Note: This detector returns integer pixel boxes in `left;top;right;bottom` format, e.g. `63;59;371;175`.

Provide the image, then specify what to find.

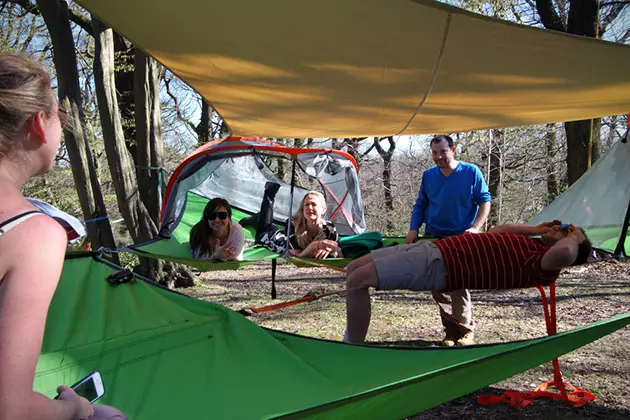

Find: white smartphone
58;371;105;404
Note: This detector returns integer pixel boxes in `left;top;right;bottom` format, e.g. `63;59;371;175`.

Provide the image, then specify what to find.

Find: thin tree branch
68;8;93;36
163;75;197;133
6;0;93;36
600;1;630;7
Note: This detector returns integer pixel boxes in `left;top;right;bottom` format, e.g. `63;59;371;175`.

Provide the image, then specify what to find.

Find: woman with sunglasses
189;198;245;261
0;54;127;419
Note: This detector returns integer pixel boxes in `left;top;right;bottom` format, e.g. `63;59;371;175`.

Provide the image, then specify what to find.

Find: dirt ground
184;258;630;419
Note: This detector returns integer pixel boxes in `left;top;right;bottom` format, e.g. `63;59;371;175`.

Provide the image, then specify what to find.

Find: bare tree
544;123;560;202
134;50;165;225
34;0;117;253
534;0;626;183
485;129;504;226
373;137;396;232
91;17;156;245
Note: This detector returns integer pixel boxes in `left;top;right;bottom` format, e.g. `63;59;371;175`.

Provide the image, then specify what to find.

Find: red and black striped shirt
435;233;561;292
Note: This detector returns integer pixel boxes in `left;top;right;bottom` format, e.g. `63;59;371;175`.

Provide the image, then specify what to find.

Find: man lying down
343;221;592;344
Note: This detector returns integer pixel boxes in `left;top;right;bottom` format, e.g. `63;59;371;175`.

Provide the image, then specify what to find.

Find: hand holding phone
71;371;105;404
56;386;94;419
55;371;105;404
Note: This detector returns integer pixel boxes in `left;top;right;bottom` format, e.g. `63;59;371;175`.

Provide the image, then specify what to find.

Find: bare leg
345;257;379;344
345;253;374;276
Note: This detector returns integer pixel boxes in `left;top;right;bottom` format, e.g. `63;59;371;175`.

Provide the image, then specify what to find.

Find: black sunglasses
208;211;229;220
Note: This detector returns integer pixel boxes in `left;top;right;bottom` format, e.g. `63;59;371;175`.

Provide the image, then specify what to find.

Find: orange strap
477;282;596;409
239;288;346;315
477;381;595;408
239;257;347;315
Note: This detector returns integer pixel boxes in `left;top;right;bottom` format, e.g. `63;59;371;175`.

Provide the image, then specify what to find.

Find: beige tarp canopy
77;0;630;138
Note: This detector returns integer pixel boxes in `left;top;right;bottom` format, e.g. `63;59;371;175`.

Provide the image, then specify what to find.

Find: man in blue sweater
406;135;491;346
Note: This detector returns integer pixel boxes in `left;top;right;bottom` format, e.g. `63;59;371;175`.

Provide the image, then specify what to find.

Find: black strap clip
107;269;134;286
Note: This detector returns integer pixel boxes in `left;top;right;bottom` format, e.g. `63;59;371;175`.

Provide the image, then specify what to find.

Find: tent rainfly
530;135;630;257
76;0;630;138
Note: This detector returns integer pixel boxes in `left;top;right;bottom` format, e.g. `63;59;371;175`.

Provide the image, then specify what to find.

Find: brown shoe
440;330;458;347
456;331;475;346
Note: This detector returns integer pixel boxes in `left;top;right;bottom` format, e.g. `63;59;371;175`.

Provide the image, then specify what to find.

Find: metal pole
284;157;298;257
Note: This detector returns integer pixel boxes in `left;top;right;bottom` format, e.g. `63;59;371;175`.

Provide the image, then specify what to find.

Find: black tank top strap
0;210;44;235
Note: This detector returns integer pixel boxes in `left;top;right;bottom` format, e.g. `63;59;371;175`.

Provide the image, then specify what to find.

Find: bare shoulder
0;214;67;275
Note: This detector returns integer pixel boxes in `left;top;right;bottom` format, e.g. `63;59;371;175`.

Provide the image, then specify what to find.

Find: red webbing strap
239;258;347;315
477;283;595;408
239;289;346;315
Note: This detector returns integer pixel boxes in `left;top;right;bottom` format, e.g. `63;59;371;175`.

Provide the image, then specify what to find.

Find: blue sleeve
409;174;428;231
472;166;491;204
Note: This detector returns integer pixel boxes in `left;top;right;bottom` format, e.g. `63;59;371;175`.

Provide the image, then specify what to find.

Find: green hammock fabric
133;193;277;270
132;192;405;271
35;254;630;419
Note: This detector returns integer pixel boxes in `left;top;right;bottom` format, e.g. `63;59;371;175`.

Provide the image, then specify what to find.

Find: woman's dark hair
430;134;455;148
189;198;232;257
572;229;593;266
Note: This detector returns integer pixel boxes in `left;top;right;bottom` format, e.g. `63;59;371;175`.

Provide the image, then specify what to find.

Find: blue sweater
410;162;491;237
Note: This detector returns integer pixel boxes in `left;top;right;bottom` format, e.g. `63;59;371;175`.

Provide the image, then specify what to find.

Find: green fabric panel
338;232;383;258
135;192;278;270
587;226;629;255
143;192;258;258
35;255;630;419
130;247;278;271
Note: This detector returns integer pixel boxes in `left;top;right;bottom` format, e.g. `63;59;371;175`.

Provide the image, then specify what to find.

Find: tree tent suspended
130;137;370;273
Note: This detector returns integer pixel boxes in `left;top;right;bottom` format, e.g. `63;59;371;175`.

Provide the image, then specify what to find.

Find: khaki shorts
371;241;446;292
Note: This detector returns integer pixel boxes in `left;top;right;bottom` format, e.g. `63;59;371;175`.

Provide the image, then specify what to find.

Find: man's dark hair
431;134;455;148
572;229;593;266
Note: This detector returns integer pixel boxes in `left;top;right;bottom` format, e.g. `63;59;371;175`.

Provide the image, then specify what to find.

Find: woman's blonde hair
0;53;56;160
293;191;327;250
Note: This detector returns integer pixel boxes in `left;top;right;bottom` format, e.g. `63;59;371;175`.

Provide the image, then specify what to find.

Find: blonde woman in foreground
0;53;126;420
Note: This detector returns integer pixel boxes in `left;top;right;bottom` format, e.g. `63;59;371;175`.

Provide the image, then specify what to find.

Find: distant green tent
35;254;630;419
530;138;630;257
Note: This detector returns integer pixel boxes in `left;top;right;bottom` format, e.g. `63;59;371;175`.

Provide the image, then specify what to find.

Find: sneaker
456;331;475;346
440;331;458;347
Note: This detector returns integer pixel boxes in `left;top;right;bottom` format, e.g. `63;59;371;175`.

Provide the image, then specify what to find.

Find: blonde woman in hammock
253;183;342;259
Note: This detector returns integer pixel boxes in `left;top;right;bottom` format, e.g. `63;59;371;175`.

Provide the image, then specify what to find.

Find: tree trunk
591;118;601;164
567;0;598;36
487;129;503;226
113;33;137;162
132;51;194;286
565;119;599;185
275;139;286;180
544;123;559;203
134;50;165;226
36;0;117;254
343;138;366;167
374;137;395;232
197;98;212;144
92;17;157;244
536;0;601;185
